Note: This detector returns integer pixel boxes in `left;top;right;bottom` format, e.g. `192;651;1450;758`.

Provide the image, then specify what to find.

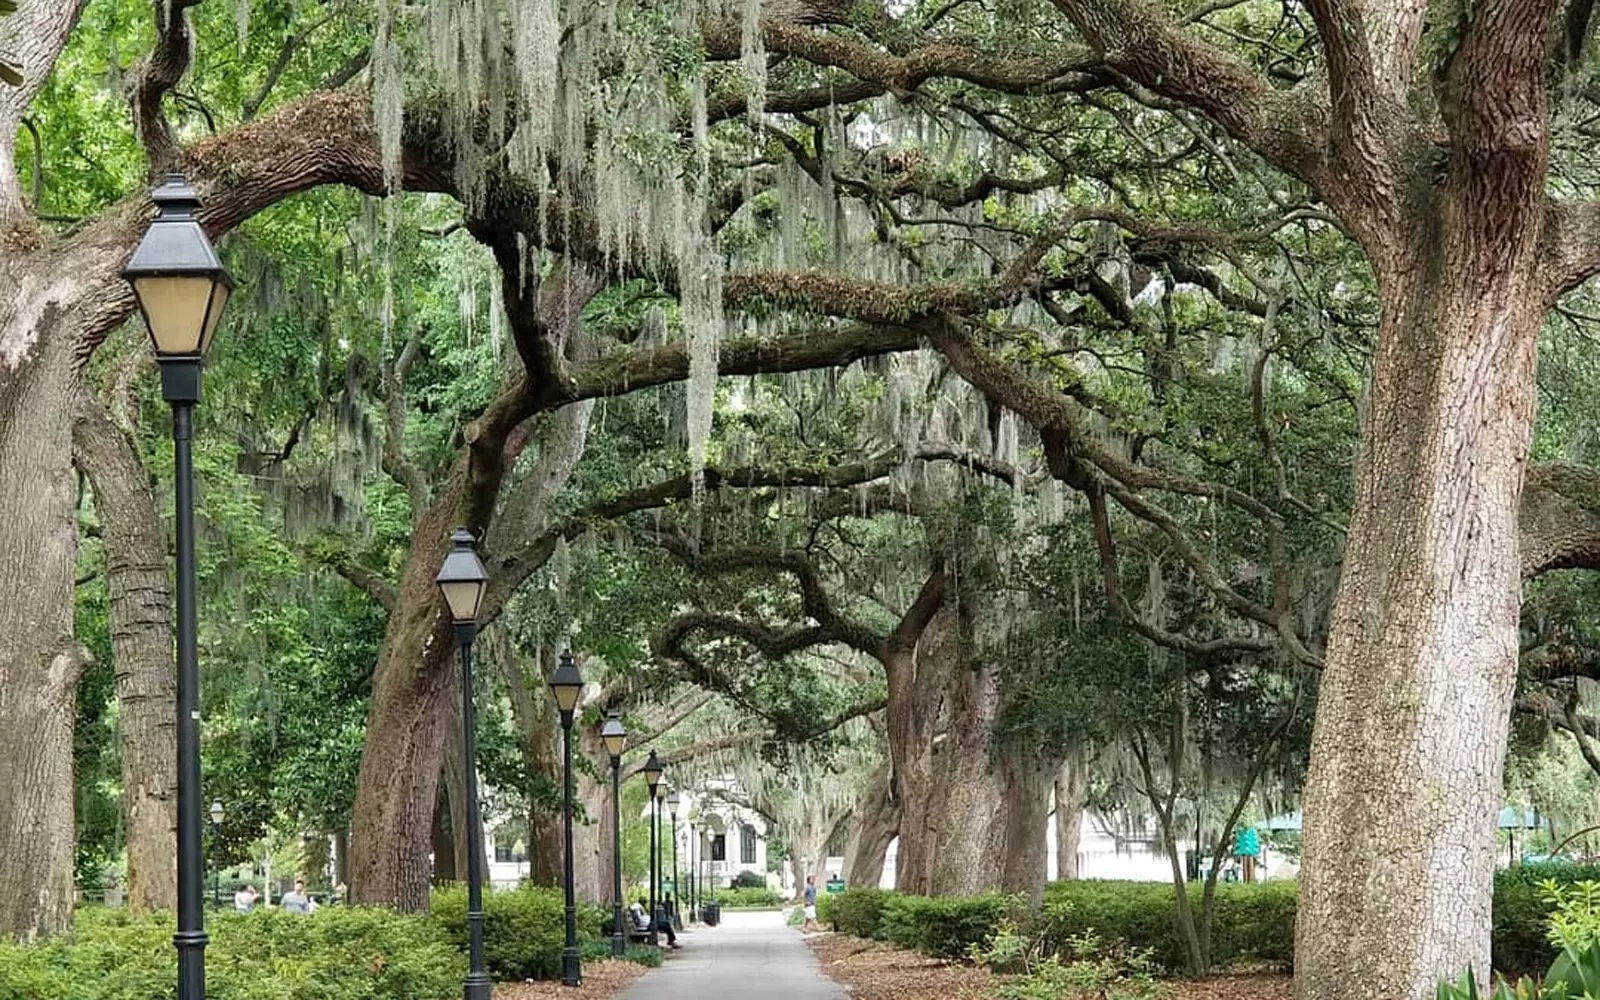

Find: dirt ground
806;934;1294;1000
492;959;650;999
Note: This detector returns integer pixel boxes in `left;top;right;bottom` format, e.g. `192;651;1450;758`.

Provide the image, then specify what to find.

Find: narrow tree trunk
72;393;178;915
1053;742;1087;881
842;760;898;888
431;786;457;884
0;324;86;940
1296;192;1546;998
334;828;350;887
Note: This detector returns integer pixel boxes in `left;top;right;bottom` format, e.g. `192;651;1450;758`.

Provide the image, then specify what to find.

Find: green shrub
709;885;783;908
731;871;768;890
823;887;891;938
0;905;464;1000
580;939;663;967
431;884;602;981
1494;863;1600;975
879;893;1017;959
986;928;1171;1000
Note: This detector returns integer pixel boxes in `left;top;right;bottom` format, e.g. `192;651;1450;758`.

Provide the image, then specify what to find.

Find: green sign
662;879;675;894
1234;828;1260;857
825;877;845;894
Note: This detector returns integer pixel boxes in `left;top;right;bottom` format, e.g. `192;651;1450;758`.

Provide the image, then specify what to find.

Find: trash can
703;901;721;926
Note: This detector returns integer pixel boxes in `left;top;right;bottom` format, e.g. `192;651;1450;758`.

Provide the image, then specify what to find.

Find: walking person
801;875;820;933
233;884;257;913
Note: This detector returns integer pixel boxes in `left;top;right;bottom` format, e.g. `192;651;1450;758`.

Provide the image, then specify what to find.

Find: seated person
630;896;677;948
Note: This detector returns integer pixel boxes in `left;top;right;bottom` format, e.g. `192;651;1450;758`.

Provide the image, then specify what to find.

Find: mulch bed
492;959;650;999
807;933;1294;1000
808;934;997;1000
1167;974;1293;1000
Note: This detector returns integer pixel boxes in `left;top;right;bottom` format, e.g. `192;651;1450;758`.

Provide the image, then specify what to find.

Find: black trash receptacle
703;901;721;926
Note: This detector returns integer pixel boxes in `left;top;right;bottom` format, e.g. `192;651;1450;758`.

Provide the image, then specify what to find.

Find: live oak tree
16;10;1600;1000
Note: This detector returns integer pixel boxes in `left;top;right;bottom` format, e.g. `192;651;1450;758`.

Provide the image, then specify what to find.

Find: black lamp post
124;173;233;1000
666;792;681;929
652;781;668;932
548;651;585;988
209;801;224;910
435;529;491;1000
687;819;697;923
600;712;628;957
642;751;663;946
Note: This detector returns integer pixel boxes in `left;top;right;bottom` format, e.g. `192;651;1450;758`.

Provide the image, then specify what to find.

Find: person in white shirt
631;897;676;948
233;884;257;913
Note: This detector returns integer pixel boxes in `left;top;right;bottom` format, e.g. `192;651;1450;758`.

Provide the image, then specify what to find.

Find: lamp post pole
458;624;491;1000
667;793;680;929
549;651;584;988
209;802;224;910
601;713;628;958
687;822;696;923
435;529;492;1000
643;751;663;947
123;174;234;1000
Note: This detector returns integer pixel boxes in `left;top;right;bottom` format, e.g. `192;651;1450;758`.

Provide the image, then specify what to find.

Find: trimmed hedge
879;893;1019;959
431;884;604;981
0;905;463;1000
709;886;784;908
825;863;1600;977
1042;879;1295;972
821;887;891;938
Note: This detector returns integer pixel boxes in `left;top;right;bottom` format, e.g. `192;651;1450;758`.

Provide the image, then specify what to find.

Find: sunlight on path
614;910;847;1000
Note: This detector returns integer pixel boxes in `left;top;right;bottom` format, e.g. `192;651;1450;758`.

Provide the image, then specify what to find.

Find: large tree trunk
0;315;86;940
842;760;898;888
349;501;461;910
73;393;177;915
1053;742;1087;881
888;598;954;894
571;725;612;904
1296;177;1547;997
922;601;1052;900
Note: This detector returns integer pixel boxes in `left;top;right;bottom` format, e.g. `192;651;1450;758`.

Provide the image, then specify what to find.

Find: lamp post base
611;931;626;958
464;972;493;1000
562;946;582;987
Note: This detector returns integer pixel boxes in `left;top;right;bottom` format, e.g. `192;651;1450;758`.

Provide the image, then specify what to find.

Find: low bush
708;885;783;909
731;871;768;890
879;892;1018;959
431;883;603;981
822;887;891;938
1041;879;1297;972
977;925;1172;1000
0;905;463;1000
580;939;663;967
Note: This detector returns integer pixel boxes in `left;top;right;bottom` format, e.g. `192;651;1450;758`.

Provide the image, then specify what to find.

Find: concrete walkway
614;910;847;1000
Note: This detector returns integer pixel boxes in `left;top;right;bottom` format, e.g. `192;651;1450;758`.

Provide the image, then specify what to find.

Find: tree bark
1296;187;1549;996
1053;742;1087;880
72;393;177;916
0;318;86;940
884;571;951;895
841;760;898;888
350;499;462;909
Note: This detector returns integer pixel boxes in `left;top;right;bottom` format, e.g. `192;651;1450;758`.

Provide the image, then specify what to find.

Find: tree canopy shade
13;3;1600;1000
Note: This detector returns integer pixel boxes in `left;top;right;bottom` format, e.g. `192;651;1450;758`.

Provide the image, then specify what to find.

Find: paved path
614;910;846;1000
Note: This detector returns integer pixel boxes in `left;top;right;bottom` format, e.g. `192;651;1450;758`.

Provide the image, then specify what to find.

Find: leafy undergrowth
807;934;1293;1000
491;958;650;999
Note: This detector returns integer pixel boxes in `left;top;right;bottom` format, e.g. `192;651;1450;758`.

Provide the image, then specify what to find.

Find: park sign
826;877;845;894
1234;827;1261;857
